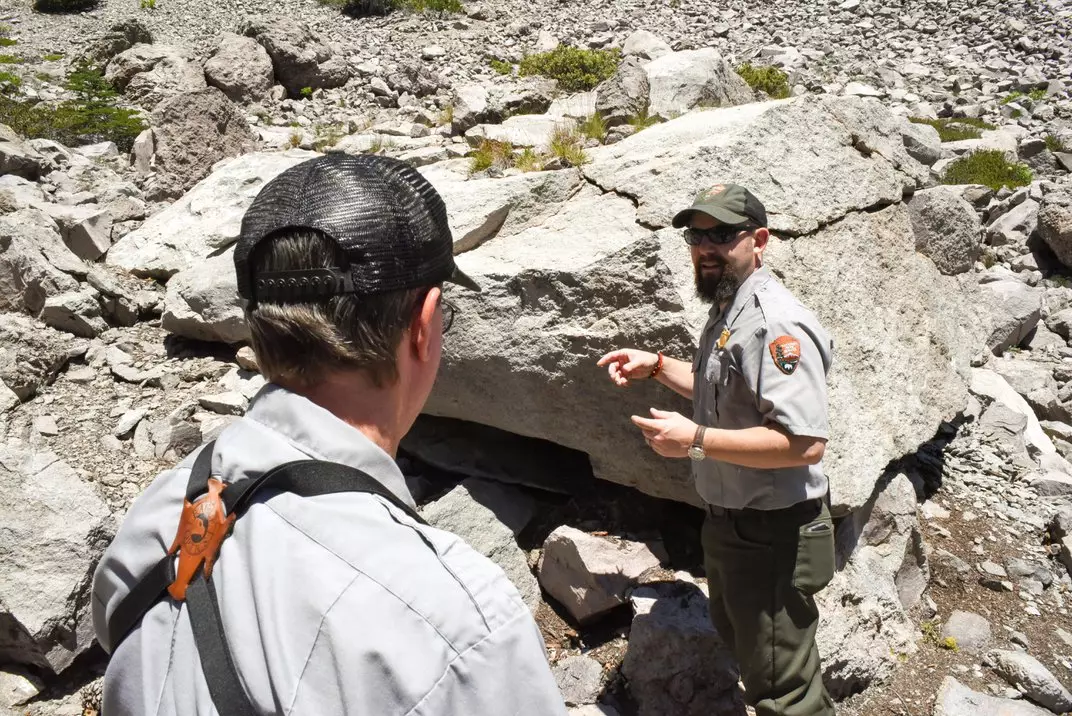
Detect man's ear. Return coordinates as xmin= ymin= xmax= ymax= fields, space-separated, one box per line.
xmin=752 ymin=227 xmax=770 ymax=260
xmin=411 ymin=287 xmax=441 ymax=362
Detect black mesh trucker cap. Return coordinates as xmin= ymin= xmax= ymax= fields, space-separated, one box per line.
xmin=671 ymin=183 xmax=768 ymax=229
xmin=234 ymin=154 xmax=479 ymax=305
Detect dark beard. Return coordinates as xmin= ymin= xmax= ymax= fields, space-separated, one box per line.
xmin=695 ymin=263 xmax=741 ymax=305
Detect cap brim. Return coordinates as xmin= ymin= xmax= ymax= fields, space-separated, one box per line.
xmin=671 ymin=205 xmax=751 ymax=229
xmin=447 ymin=265 xmax=481 ymax=292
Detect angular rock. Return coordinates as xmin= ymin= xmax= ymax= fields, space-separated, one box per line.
xmin=39 ymin=290 xmax=108 ymax=338
xmin=466 ymin=115 xmax=576 ymax=150
xmin=978 ymin=280 xmax=1043 ymax=355
xmin=622 ymin=30 xmax=672 ymax=60
xmin=41 ymin=204 xmax=113 ymax=261
xmin=817 ymin=474 xmax=923 ymax=697
xmin=104 ymin=44 xmax=207 ymax=108
xmin=0 ymin=668 xmax=43 ymax=709
xmin=0 ymin=441 xmax=114 ymax=674
xmin=942 ymin=610 xmax=991 ymax=654
xmin=934 ymin=677 xmax=1052 ymax=716
xmin=1039 ymin=191 xmax=1072 ymax=271
xmin=420 ymin=479 xmax=540 ymax=611
xmin=594 ymin=56 xmax=650 ymax=128
xmin=0 ymin=208 xmax=82 ymax=315
xmin=623 ymin=582 xmax=743 ymax=716
xmin=113 ymin=408 xmax=148 ymax=437
xmin=204 ymin=33 xmax=274 ymax=104
xmin=147 ymin=87 xmax=261 ymax=201
xmin=0 ymin=124 xmax=49 ymax=181
xmin=987 ymin=199 xmax=1039 ymax=247
xmin=644 ymin=48 xmax=753 ymax=120
xmin=451 ymin=84 xmax=490 ymax=134
xmin=108 ymin=150 xmax=316 ymax=279
xmin=197 ymin=391 xmax=247 ymax=415
xmin=1031 ymin=471 xmax=1072 ymax=496
xmin=161 ymin=248 xmax=248 ymax=344
xmin=907 ymin=186 xmax=981 ymax=274
xmin=901 ymin=120 xmax=942 ymax=166
xmin=82 ymin=19 xmax=152 ymax=64
xmin=0 ymin=314 xmax=84 ymax=402
xmin=553 ymin=655 xmax=603 ymax=707
xmin=987 ymin=650 xmax=1072 ymax=713
xmin=539 ymin=526 xmax=664 ymax=623
xmin=242 ymin=16 xmax=351 ymax=97
xmin=971 ymin=369 xmax=1057 ymax=458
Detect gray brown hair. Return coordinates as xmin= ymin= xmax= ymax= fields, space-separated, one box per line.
xmin=244 ymin=228 xmax=425 ymax=389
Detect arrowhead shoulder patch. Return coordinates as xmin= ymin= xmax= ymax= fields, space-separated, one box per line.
xmin=769 ymin=335 xmax=801 ymax=375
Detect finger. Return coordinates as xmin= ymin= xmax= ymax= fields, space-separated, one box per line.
xmin=596 ymin=350 xmax=627 ymax=367
xmin=631 ymin=415 xmax=662 ymax=430
xmin=649 ymin=408 xmax=676 ymax=419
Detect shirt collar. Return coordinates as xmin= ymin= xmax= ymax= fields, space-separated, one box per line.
xmin=241 ymin=383 xmax=416 ymax=510
xmin=709 ymin=265 xmax=771 ymax=327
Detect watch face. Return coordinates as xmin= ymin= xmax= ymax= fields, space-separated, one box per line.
xmin=688 ymin=445 xmax=705 ymax=461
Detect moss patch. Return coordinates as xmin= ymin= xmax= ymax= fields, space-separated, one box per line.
xmin=942 ymin=150 xmax=1032 ymax=192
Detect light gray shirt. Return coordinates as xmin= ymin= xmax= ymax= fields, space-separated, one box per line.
xmin=692 ymin=267 xmax=834 ymax=510
xmin=92 ymin=384 xmax=567 ymax=716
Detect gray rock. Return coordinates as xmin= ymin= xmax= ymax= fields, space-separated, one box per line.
xmin=623 ymin=582 xmax=743 ymax=716
xmin=0 ymin=668 xmax=42 ymax=709
xmin=1030 ymin=470 xmax=1072 ymax=496
xmin=622 ymin=30 xmax=672 ymax=60
xmin=204 ymin=33 xmax=274 ymax=104
xmin=104 ymin=44 xmax=207 ymax=108
xmin=644 ymin=48 xmax=753 ymax=120
xmin=147 ymin=87 xmax=261 ymax=201
xmin=553 ymin=655 xmax=603 ymax=706
xmin=113 ymin=408 xmax=148 ymax=437
xmin=942 ymin=611 xmax=992 ymax=654
xmin=972 ymin=369 xmax=1057 ymax=459
xmin=0 ymin=125 xmax=49 ymax=181
xmin=420 ymin=479 xmax=540 ymax=612
xmin=907 ymin=186 xmax=982 ymax=274
xmin=197 ymin=391 xmax=247 ymax=415
xmin=82 ymin=19 xmax=152 ymax=64
xmin=161 ymin=248 xmax=248 ymax=344
xmin=39 ymin=290 xmax=109 ymax=338
xmin=0 ymin=314 xmax=84 ymax=401
xmin=978 ymin=280 xmax=1043 ymax=355
xmin=451 ymin=84 xmax=490 ymax=134
xmin=108 ymin=150 xmax=317 ymax=279
xmin=594 ymin=56 xmax=650 ymax=128
xmin=539 ymin=526 xmax=664 ymax=623
xmin=40 ymin=203 xmax=113 ymax=262
xmin=465 ymin=115 xmax=576 ymax=150
xmin=242 ymin=16 xmax=351 ymax=97
xmin=986 ymin=199 xmax=1039 ymax=247
xmin=934 ymin=677 xmax=1052 ymax=716
xmin=1039 ymin=191 xmax=1072 ymax=271
xmin=901 ymin=120 xmax=943 ymax=166
xmin=0 ymin=441 xmax=114 ymax=674
xmin=987 ymin=650 xmax=1072 ymax=713
xmin=0 ymin=208 xmax=82 ymax=315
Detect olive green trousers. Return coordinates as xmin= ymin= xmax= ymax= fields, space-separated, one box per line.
xmin=702 ymin=499 xmax=836 ymax=716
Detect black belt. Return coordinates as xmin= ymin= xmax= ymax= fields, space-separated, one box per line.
xmin=707 ymin=497 xmax=824 ymax=522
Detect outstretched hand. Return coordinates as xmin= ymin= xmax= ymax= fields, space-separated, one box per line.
xmin=596 ymin=348 xmax=659 ymax=388
xmin=630 ymin=408 xmax=696 ymax=458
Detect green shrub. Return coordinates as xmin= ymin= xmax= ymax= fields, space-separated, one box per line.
xmin=469 ymin=138 xmax=513 ymax=173
xmin=518 ymin=46 xmax=620 ymax=93
xmin=300 ymin=86 xmax=313 ymax=98
xmin=319 ymin=0 xmax=461 ymax=16
xmin=0 ymin=55 xmax=21 ymax=64
xmin=33 ymin=0 xmax=99 ymax=13
xmin=1002 ymin=88 xmax=1046 ymax=105
xmin=0 ymin=71 xmax=21 ymax=92
xmin=549 ymin=125 xmax=587 ymax=166
xmin=139 ymin=0 xmax=156 ymax=9
xmin=578 ymin=112 xmax=606 ymax=143
xmin=42 ymin=53 xmax=64 ymax=61
xmin=489 ymin=58 xmax=513 ymax=76
xmin=942 ymin=150 xmax=1032 ymax=191
xmin=1045 ymin=133 xmax=1069 ymax=154
xmin=736 ymin=63 xmax=790 ymax=99
xmin=909 ymin=117 xmax=996 ymax=142
xmin=0 ymin=61 xmax=144 ymax=152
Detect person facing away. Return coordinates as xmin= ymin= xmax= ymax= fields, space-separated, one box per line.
xmin=91 ymin=154 xmax=568 ymax=716
xmin=597 ymin=184 xmax=837 ymax=716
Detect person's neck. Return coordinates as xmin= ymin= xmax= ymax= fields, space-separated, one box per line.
xmin=282 ymin=372 xmax=409 ymax=458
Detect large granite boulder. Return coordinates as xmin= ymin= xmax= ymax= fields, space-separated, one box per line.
xmin=643 ymin=49 xmax=753 ymax=120
xmin=241 ymin=16 xmax=350 ymax=98
xmin=204 ymin=33 xmax=275 ymax=104
xmin=104 ymin=44 xmax=207 ymax=108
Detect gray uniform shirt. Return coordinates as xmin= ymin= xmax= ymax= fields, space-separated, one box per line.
xmin=692 ymin=266 xmax=834 ymax=510
xmin=92 ymin=385 xmax=567 ymax=716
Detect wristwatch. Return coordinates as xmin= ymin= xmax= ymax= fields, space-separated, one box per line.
xmin=688 ymin=426 xmax=707 ymax=462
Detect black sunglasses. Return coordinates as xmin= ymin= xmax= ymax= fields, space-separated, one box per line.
xmin=417 ymin=289 xmax=457 ymax=334
xmin=683 ymin=224 xmax=756 ymax=246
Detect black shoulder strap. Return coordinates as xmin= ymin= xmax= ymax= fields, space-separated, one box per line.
xmin=106 ymin=445 xmax=426 ymax=711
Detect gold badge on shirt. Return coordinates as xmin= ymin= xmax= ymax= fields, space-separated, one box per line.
xmin=717 ymin=328 xmax=731 ymax=350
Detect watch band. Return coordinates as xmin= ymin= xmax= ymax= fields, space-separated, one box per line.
xmin=692 ymin=425 xmax=706 ymax=454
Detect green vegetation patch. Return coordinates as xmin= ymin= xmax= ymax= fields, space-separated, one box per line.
xmin=1001 ymin=88 xmax=1047 ymax=105
xmin=469 ymin=138 xmax=514 ymax=173
xmin=518 ymin=46 xmax=620 ymax=93
xmin=909 ymin=116 xmax=996 ymax=142
xmin=548 ymin=125 xmax=587 ymax=167
xmin=0 ymin=61 xmax=144 ymax=152
xmin=42 ymin=53 xmax=64 ymax=61
xmin=0 ymin=23 xmax=15 ymax=47
xmin=942 ymin=150 xmax=1032 ymax=192
xmin=736 ymin=63 xmax=790 ymax=99
xmin=0 ymin=54 xmax=21 ymax=64
xmin=1045 ymin=133 xmax=1069 ymax=154
xmin=628 ymin=107 xmax=659 ymax=131
xmin=0 ymin=71 xmax=21 ymax=91
xmin=319 ymin=0 xmax=461 ymax=16
xmin=578 ymin=112 xmax=606 ymax=143
xmin=489 ymin=58 xmax=513 ymax=76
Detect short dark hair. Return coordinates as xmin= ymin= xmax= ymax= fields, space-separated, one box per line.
xmin=245 ymin=228 xmax=426 ymax=389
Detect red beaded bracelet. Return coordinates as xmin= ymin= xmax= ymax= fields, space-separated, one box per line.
xmin=649 ymin=351 xmax=664 ymax=379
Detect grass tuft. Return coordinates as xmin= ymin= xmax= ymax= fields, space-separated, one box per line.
xmin=1045 ymin=133 xmax=1069 ymax=154
xmin=909 ymin=116 xmax=996 ymax=142
xmin=469 ymin=138 xmax=513 ymax=173
xmin=515 ymin=147 xmax=543 ymax=172
xmin=489 ymin=58 xmax=513 ymax=76
xmin=942 ymin=150 xmax=1032 ymax=192
xmin=518 ymin=46 xmax=620 ymax=93
xmin=548 ymin=124 xmax=587 ymax=166
xmin=736 ymin=63 xmax=790 ymax=99
xmin=578 ymin=112 xmax=606 ymax=143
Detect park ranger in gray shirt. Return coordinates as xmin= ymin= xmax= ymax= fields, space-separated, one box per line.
xmin=92 ymin=155 xmax=568 ymax=716
xmin=598 ymin=184 xmax=836 ymax=716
